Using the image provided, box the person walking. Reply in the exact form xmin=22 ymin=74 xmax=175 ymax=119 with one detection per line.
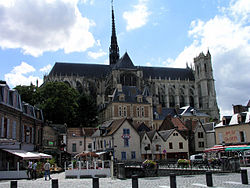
xmin=27 ymin=160 xmax=33 ymax=179
xmin=43 ymin=160 xmax=52 ymax=180
xmin=32 ymin=161 xmax=37 ymax=180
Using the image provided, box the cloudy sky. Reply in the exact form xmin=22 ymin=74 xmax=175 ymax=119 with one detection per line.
xmin=0 ymin=0 xmax=249 ymax=117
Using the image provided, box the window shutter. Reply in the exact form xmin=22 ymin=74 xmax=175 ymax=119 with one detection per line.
xmin=7 ymin=119 xmax=10 ymax=138
xmin=22 ymin=125 xmax=24 ymax=142
xmin=12 ymin=121 xmax=16 ymax=139
xmin=32 ymin=128 xmax=34 ymax=144
xmin=1 ymin=117 xmax=4 ymax=137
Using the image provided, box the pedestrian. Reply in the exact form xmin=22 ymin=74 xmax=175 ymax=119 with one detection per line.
xmin=32 ymin=161 xmax=37 ymax=180
xmin=27 ymin=160 xmax=33 ymax=179
xmin=43 ymin=160 xmax=52 ymax=180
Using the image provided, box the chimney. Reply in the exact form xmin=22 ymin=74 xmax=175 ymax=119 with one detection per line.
xmin=233 ymin=105 xmax=243 ymax=114
xmin=156 ymin=104 xmax=162 ymax=115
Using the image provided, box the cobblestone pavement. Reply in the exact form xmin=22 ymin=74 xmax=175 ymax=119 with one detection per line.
xmin=0 ymin=168 xmax=249 ymax=188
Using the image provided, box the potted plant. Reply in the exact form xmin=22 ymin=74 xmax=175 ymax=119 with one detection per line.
xmin=142 ymin=160 xmax=158 ymax=176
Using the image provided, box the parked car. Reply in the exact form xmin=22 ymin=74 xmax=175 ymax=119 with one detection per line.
xmin=190 ymin=154 xmax=204 ymax=165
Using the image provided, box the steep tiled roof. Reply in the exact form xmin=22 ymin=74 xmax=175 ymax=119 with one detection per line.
xmin=49 ymin=62 xmax=111 ymax=78
xmin=146 ymin=130 xmax=156 ymax=141
xmin=158 ymin=129 xmax=174 ymax=141
xmin=113 ymin=52 xmax=135 ymax=69
xmin=141 ymin=66 xmax=194 ymax=81
xmin=159 ymin=115 xmax=187 ymax=131
xmin=67 ymin=128 xmax=83 ymax=137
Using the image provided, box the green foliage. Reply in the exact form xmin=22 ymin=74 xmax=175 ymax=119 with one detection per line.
xmin=76 ymin=93 xmax=98 ymax=127
xmin=177 ymin=159 xmax=190 ymax=168
xmin=15 ymin=84 xmax=38 ymax=105
xmin=49 ymin=157 xmax=56 ymax=166
xmin=142 ymin=160 xmax=157 ymax=169
xmin=36 ymin=82 xmax=79 ymax=125
xmin=15 ymin=81 xmax=99 ymax=127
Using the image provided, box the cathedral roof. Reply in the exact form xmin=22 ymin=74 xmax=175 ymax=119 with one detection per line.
xmin=113 ymin=52 xmax=135 ymax=69
xmin=48 ymin=62 xmax=194 ymax=81
xmin=49 ymin=62 xmax=111 ymax=78
xmin=141 ymin=66 xmax=195 ymax=81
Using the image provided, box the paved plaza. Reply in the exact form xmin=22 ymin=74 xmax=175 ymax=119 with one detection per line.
xmin=0 ymin=168 xmax=249 ymax=188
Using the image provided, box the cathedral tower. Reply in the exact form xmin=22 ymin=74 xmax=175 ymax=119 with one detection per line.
xmin=194 ymin=50 xmax=219 ymax=120
xmin=109 ymin=1 xmax=120 ymax=65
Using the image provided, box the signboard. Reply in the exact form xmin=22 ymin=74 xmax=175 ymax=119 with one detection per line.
xmin=49 ymin=141 xmax=54 ymax=146
xmin=121 ymin=135 xmax=131 ymax=139
xmin=163 ymin=149 xmax=166 ymax=154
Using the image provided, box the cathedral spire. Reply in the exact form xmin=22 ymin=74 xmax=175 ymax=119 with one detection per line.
xmin=109 ymin=0 xmax=119 ymax=65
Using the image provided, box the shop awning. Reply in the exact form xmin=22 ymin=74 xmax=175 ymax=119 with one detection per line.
xmin=204 ymin=145 xmax=225 ymax=152
xmin=2 ymin=149 xmax=52 ymax=160
xmin=225 ymin=145 xmax=250 ymax=151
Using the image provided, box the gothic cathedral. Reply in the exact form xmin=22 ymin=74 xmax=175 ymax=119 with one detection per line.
xmin=44 ymin=3 xmax=220 ymax=121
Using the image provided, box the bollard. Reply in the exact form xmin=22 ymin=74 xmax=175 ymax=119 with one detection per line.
xmin=170 ymin=173 xmax=176 ymax=188
xmin=51 ymin=179 xmax=58 ymax=188
xmin=132 ymin=175 xmax=138 ymax=188
xmin=10 ymin=181 xmax=17 ymax=188
xmin=241 ymin=169 xmax=248 ymax=185
xmin=206 ymin=171 xmax=213 ymax=187
xmin=92 ymin=177 xmax=99 ymax=188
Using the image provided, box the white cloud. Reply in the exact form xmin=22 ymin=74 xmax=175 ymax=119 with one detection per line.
xmin=4 ymin=62 xmax=43 ymax=87
xmin=146 ymin=62 xmax=152 ymax=66
xmin=162 ymin=0 xmax=250 ymax=116
xmin=40 ymin=64 xmax=52 ymax=74
xmin=123 ymin=0 xmax=151 ymax=31
xmin=87 ymin=49 xmax=107 ymax=59
xmin=0 ymin=0 xmax=96 ymax=57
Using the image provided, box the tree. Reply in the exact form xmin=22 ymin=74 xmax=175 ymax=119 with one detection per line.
xmin=76 ymin=93 xmax=98 ymax=127
xmin=15 ymin=84 xmax=38 ymax=105
xmin=36 ymin=82 xmax=79 ymax=125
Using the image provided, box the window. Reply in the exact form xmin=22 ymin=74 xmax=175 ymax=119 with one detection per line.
xmin=141 ymin=107 xmax=144 ymax=117
xmin=104 ymin=140 xmax=106 ymax=148
xmin=222 ymin=119 xmax=226 ymax=125
xmin=79 ymin=141 xmax=82 ymax=146
xmin=123 ymin=128 xmax=130 ymax=135
xmin=72 ymin=143 xmax=76 ymax=152
xmin=121 ymin=152 xmax=126 ymax=160
xmin=179 ymin=142 xmax=183 ymax=149
xmin=238 ymin=116 xmax=242 ymax=124
xmin=136 ymin=107 xmax=140 ymax=117
xmin=156 ymin=144 xmax=161 ymax=151
xmin=123 ymin=106 xmax=127 ymax=117
xmin=124 ymin=138 xmax=129 ymax=147
xmin=100 ymin=140 xmax=103 ymax=148
xmin=240 ymin=131 xmax=245 ymax=142
xmin=131 ymin=151 xmax=136 ymax=159
xmin=198 ymin=132 xmax=204 ymax=138
xmin=169 ymin=142 xmax=173 ymax=149
xmin=198 ymin=142 xmax=204 ymax=148
xmin=93 ymin=141 xmax=96 ymax=150
xmin=119 ymin=106 xmax=122 ymax=117
xmin=173 ymin=133 xmax=178 ymax=136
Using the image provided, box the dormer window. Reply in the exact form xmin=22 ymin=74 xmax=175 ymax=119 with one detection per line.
xmin=222 ymin=119 xmax=226 ymax=125
xmin=137 ymin=96 xmax=142 ymax=103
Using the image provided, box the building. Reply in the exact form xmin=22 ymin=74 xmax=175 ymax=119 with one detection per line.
xmin=67 ymin=127 xmax=97 ymax=157
xmin=153 ymin=105 xmax=210 ymax=130
xmin=215 ymin=103 xmax=250 ymax=145
xmin=44 ymin=2 xmax=220 ymax=123
xmin=0 ymin=81 xmax=43 ymax=170
xmin=92 ymin=118 xmax=141 ymax=161
xmin=42 ymin=123 xmax=69 ymax=166
xmin=141 ymin=129 xmax=189 ymax=161
xmin=100 ymin=84 xmax=153 ymax=128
